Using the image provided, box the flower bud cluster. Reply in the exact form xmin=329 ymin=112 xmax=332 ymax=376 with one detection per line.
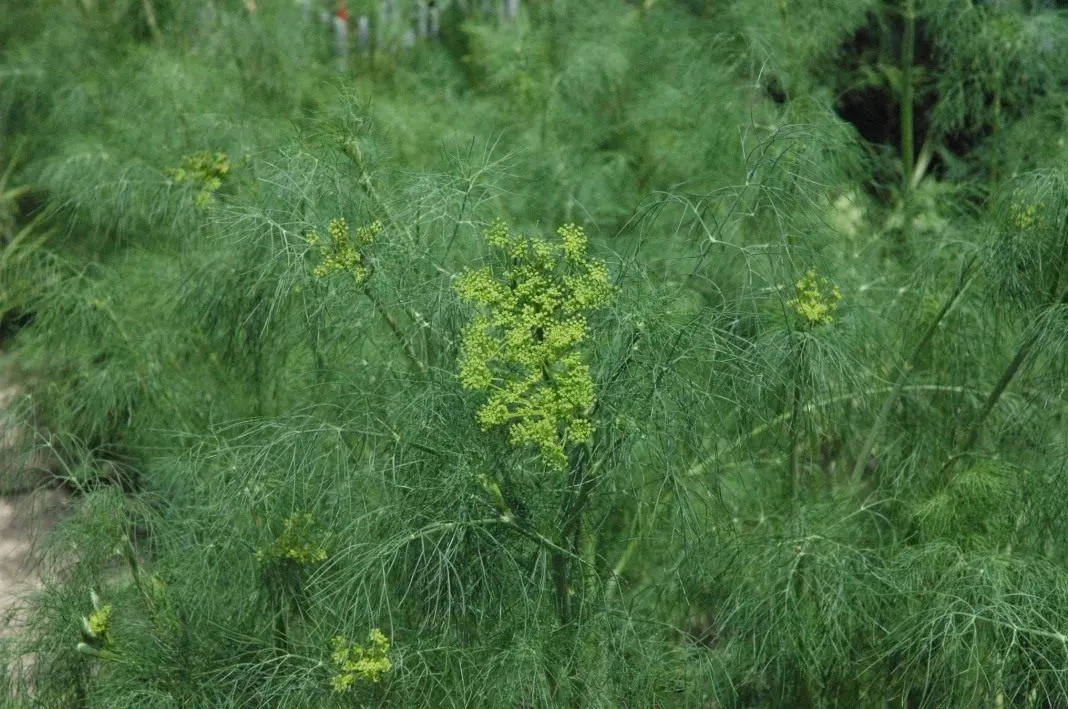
xmin=77 ymin=590 xmax=115 ymax=658
xmin=169 ymin=151 xmax=230 ymax=208
xmin=330 ymin=629 xmax=394 ymax=692
xmin=787 ymin=268 xmax=842 ymax=327
xmin=1008 ymin=201 xmax=1045 ymax=231
xmin=306 ymin=217 xmax=381 ymax=285
xmin=456 ymin=221 xmax=615 ymax=469
xmin=255 ymin=511 xmax=328 ymax=566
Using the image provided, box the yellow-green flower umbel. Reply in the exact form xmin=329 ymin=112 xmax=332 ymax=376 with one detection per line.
xmin=307 ymin=218 xmax=380 ymax=285
xmin=456 ymin=221 xmax=615 ymax=469
xmin=330 ymin=629 xmax=394 ymax=692
xmin=255 ymin=511 xmax=329 ymax=567
xmin=77 ymin=589 xmax=115 ymax=657
xmin=169 ymin=151 xmax=230 ymax=208
xmin=1008 ymin=200 xmax=1045 ymax=231
xmin=787 ymin=268 xmax=842 ymax=327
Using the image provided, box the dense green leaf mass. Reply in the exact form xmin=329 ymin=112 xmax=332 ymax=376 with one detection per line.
xmin=0 ymin=1 xmax=1067 ymax=707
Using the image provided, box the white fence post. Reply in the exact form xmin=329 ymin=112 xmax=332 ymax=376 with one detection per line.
xmin=333 ymin=5 xmax=349 ymax=71
xmin=357 ymin=14 xmax=371 ymax=54
xmin=376 ymin=0 xmax=389 ymax=52
xmin=297 ymin=0 xmax=473 ymax=64
xmin=429 ymin=1 xmax=440 ymax=37
xmin=417 ymin=0 xmax=429 ymax=39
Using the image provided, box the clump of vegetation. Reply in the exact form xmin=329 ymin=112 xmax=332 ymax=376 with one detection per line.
xmin=1 ymin=1 xmax=1067 ymax=706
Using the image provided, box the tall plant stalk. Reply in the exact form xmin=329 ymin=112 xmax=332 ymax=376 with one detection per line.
xmin=851 ymin=256 xmax=979 ymax=485
xmin=900 ymin=0 xmax=916 ymax=201
xmin=142 ymin=0 xmax=162 ymax=40
xmin=951 ymin=228 xmax=1068 ymax=464
xmin=787 ymin=335 xmax=807 ymax=503
xmin=339 ymin=139 xmax=431 ymax=374
xmin=956 ymin=284 xmax=1068 ymax=459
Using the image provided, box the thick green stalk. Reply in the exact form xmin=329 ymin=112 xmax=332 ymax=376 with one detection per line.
xmin=142 ymin=0 xmax=162 ymax=40
xmin=954 ymin=227 xmax=1068 ymax=458
xmin=341 ymin=139 xmax=399 ymax=231
xmin=991 ymin=80 xmax=1003 ymax=185
xmin=851 ymin=256 xmax=978 ymax=485
xmin=337 ymin=140 xmax=433 ymax=373
xmin=362 ymin=285 xmax=427 ymax=374
xmin=787 ymin=336 xmax=806 ymax=502
xmin=958 ymin=285 xmax=1068 ymax=455
xmin=900 ymin=0 xmax=916 ymax=200
xmin=604 ymin=486 xmax=665 ymax=603
xmin=550 ymin=447 xmax=605 ymax=708
xmin=553 ymin=450 xmax=598 ymax=626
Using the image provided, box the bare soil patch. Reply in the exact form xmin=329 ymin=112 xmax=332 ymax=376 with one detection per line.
xmin=0 ymin=367 xmax=69 ymax=680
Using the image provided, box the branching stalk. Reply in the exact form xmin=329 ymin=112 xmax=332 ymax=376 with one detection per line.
xmin=604 ymin=487 xmax=665 ymax=604
xmin=553 ymin=450 xmax=595 ymax=626
xmin=362 ymin=285 xmax=427 ymax=374
xmin=341 ymin=138 xmax=446 ymax=372
xmin=788 ymin=338 xmax=805 ymax=502
xmin=851 ymin=256 xmax=978 ymax=485
xmin=956 ymin=285 xmax=1068 ymax=457
xmin=342 ymin=139 xmax=399 ymax=232
xmin=900 ymin=0 xmax=916 ymax=200
xmin=142 ymin=0 xmax=162 ymax=40
xmin=950 ymin=224 xmax=1068 ymax=464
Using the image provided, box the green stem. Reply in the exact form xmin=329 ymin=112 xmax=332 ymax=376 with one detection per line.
xmin=361 ymin=285 xmax=427 ymax=375
xmin=342 ymin=138 xmax=447 ymax=370
xmin=900 ymin=0 xmax=916 ymax=200
xmin=788 ymin=337 xmax=805 ymax=502
xmin=991 ymin=80 xmax=1002 ymax=185
xmin=960 ymin=334 xmax=1036 ymax=452
xmin=553 ymin=458 xmax=585 ymax=626
xmin=604 ymin=487 xmax=665 ymax=603
xmin=693 ymin=383 xmax=988 ymax=471
xmin=462 ymin=483 xmax=591 ymax=564
xmin=957 ymin=286 xmax=1068 ymax=456
xmin=851 ymin=256 xmax=978 ymax=485
xmin=951 ymin=225 xmax=1068 ymax=462
xmin=342 ymin=139 xmax=398 ymax=231
xmin=142 ymin=0 xmax=162 ymax=41
xmin=120 ymin=536 xmax=149 ymax=605
xmin=443 ymin=180 xmax=471 ymax=261
xmin=273 ymin=606 xmax=290 ymax=653
xmin=552 ymin=443 xmax=615 ymax=624
xmin=549 ymin=448 xmax=602 ymax=708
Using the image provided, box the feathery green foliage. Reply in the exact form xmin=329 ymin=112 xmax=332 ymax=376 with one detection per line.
xmin=1 ymin=1 xmax=1067 ymax=707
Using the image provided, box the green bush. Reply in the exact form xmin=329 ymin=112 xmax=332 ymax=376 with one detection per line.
xmin=2 ymin=1 xmax=1067 ymax=706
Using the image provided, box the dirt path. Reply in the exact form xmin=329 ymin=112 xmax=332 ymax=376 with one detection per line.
xmin=0 ymin=368 xmax=69 ymax=672
xmin=1 ymin=488 xmax=69 ymax=617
